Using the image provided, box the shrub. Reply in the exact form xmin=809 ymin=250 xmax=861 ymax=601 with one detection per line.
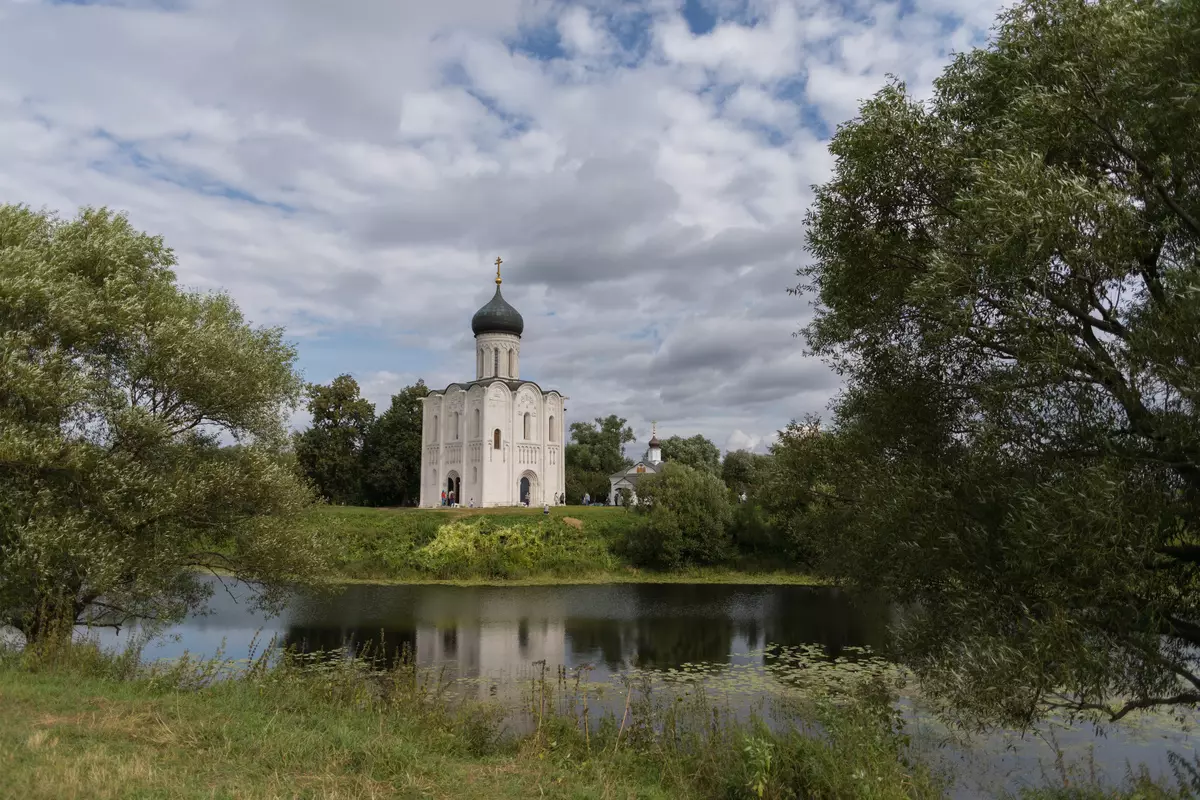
xmin=622 ymin=462 xmax=734 ymax=569
xmin=411 ymin=518 xmax=617 ymax=579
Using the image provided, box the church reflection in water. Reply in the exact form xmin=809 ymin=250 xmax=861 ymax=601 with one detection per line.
xmin=279 ymin=584 xmax=889 ymax=685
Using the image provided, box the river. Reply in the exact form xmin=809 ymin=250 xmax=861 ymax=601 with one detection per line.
xmin=87 ymin=579 xmax=1198 ymax=799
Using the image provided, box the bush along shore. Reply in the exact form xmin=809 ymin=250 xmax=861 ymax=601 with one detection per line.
xmin=298 ymin=505 xmax=823 ymax=585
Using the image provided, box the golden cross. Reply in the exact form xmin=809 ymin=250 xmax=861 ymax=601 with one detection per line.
xmin=494 ymin=256 xmax=503 ymax=285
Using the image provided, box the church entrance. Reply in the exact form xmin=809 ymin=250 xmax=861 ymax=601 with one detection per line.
xmin=446 ymin=472 xmax=461 ymax=506
xmin=518 ymin=470 xmax=538 ymax=507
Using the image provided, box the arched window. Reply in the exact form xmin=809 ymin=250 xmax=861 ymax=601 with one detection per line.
xmin=523 ymin=412 xmax=531 ymax=440
xmin=493 ymin=349 xmax=499 ymax=377
xmin=477 ymin=348 xmax=483 ymax=377
xmin=509 ymin=349 xmax=516 ymax=376
xmin=493 ymin=429 xmax=501 ymax=450
xmin=548 ymin=415 xmax=556 ymax=442
xmin=473 ymin=408 xmax=481 ymax=438
xmin=472 ymin=466 xmax=477 ymax=483
xmin=453 ymin=411 xmax=459 ymax=440
xmin=433 ymin=415 xmax=438 ymax=442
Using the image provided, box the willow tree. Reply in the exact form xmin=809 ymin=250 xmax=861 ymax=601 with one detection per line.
xmin=798 ymin=0 xmax=1200 ymax=725
xmin=0 ymin=205 xmax=332 ymax=641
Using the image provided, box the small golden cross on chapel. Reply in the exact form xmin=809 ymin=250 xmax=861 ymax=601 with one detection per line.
xmin=494 ymin=256 xmax=503 ymax=285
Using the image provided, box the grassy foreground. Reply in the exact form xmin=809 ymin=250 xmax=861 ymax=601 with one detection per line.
xmin=301 ymin=505 xmax=823 ymax=585
xmin=4 ymin=640 xmax=1194 ymax=799
xmin=0 ymin=639 xmax=941 ymax=800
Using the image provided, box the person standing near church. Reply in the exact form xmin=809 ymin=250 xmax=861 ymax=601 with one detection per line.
xmin=441 ymin=489 xmax=446 ymax=507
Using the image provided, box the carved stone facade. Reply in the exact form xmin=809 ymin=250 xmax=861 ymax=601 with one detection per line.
xmin=419 ymin=265 xmax=567 ymax=508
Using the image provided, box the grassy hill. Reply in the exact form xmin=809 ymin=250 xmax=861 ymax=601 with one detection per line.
xmin=297 ymin=505 xmax=817 ymax=585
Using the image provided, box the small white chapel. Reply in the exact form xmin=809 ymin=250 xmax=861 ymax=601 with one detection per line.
xmin=419 ymin=258 xmax=567 ymax=508
xmin=608 ymin=424 xmax=663 ymax=505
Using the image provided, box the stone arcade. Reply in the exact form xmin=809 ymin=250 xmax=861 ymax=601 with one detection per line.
xmin=419 ymin=259 xmax=567 ymax=508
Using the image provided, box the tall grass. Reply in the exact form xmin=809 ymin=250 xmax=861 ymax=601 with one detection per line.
xmin=1 ymin=633 xmax=946 ymax=799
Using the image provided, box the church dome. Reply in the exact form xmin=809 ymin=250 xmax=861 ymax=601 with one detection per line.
xmin=648 ymin=434 xmax=661 ymax=448
xmin=471 ymin=285 xmax=524 ymax=337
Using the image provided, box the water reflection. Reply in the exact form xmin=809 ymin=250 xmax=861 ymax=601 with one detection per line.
xmin=273 ymin=583 xmax=888 ymax=680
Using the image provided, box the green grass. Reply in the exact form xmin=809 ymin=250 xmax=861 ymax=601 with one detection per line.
xmin=301 ymin=505 xmax=824 ymax=586
xmin=0 ymin=639 xmax=944 ymax=800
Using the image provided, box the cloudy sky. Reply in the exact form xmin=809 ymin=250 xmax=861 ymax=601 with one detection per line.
xmin=0 ymin=0 xmax=1006 ymax=454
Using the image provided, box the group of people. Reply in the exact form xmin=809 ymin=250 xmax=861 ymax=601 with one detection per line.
xmin=440 ymin=490 xmax=474 ymax=508
xmin=438 ymin=490 xmax=566 ymax=508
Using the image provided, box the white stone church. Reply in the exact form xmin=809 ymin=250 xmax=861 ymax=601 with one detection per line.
xmin=419 ymin=259 xmax=567 ymax=508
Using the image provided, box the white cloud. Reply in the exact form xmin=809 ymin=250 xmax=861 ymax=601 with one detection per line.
xmin=0 ymin=0 xmax=1013 ymax=451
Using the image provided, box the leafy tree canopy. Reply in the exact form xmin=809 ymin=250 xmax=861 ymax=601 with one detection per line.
xmin=294 ymin=375 xmax=374 ymax=505
xmin=0 ymin=205 xmax=331 ymax=641
xmin=362 ymin=380 xmax=429 ymax=507
xmin=566 ymin=415 xmax=634 ymax=476
xmin=797 ymin=0 xmax=1200 ymax=726
xmin=721 ymin=449 xmax=771 ymax=496
xmin=652 ymin=434 xmax=721 ymax=474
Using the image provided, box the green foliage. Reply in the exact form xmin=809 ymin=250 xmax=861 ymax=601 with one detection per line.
xmin=655 ymin=434 xmax=721 ymax=474
xmin=304 ymin=506 xmax=636 ymax=581
xmin=796 ymin=0 xmax=1200 ymax=726
xmin=722 ymin=449 xmax=770 ymax=496
xmin=565 ymin=467 xmax=611 ymax=505
xmin=624 ymin=463 xmax=734 ymax=569
xmin=0 ymin=204 xmax=331 ymax=642
xmin=409 ymin=518 xmax=618 ymax=579
xmin=566 ymin=414 xmax=634 ymax=504
xmin=362 ymin=380 xmax=429 ymax=507
xmin=293 ymin=374 xmax=375 ymax=505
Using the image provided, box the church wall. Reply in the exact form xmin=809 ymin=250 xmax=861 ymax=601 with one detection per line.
xmin=481 ymin=381 xmax=513 ymax=506
xmin=512 ymin=385 xmax=542 ymax=505
xmin=419 ymin=393 xmax=444 ymax=507
xmin=422 ymin=384 xmax=566 ymax=508
xmin=463 ymin=385 xmax=485 ymax=506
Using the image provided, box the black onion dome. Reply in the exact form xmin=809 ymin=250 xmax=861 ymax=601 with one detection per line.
xmin=648 ymin=435 xmax=661 ymax=448
xmin=471 ymin=286 xmax=524 ymax=336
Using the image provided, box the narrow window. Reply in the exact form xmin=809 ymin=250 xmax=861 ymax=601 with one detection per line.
xmin=509 ymin=349 xmax=516 ymax=376
xmin=523 ymin=412 xmax=531 ymax=440
xmin=477 ymin=348 xmax=483 ymax=377
xmin=474 ymin=408 xmax=481 ymax=438
xmin=493 ymin=349 xmax=499 ymax=377
xmin=453 ymin=411 xmax=459 ymax=440
xmin=548 ymin=415 xmax=556 ymax=442
xmin=493 ymin=429 xmax=501 ymax=450
xmin=433 ymin=415 xmax=438 ymax=443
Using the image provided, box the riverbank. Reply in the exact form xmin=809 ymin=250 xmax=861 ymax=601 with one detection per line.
xmin=0 ymin=640 xmax=941 ymax=800
xmin=2 ymin=641 xmax=1185 ymax=798
xmin=303 ymin=505 xmax=823 ymax=586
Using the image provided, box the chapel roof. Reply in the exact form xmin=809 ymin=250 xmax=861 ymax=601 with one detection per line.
xmin=609 ymin=461 xmax=659 ymax=480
